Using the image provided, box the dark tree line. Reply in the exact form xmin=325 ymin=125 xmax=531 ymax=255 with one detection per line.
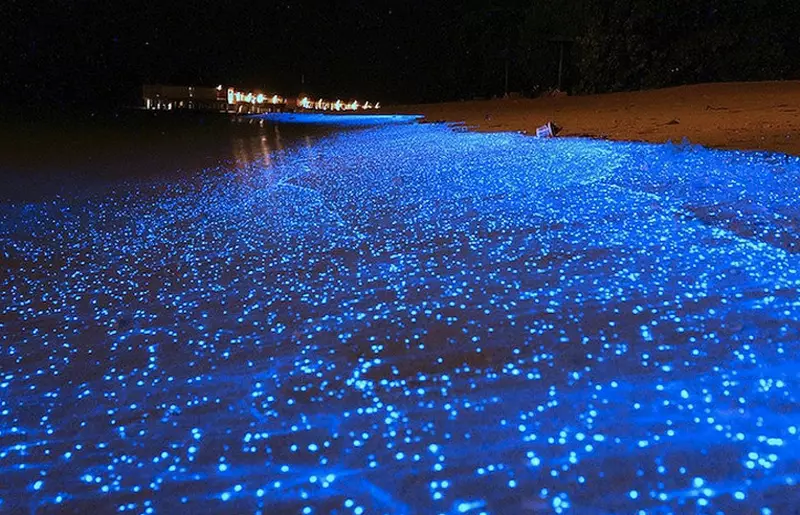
xmin=573 ymin=0 xmax=800 ymax=93
xmin=3 ymin=0 xmax=800 ymax=108
xmin=404 ymin=0 xmax=800 ymax=101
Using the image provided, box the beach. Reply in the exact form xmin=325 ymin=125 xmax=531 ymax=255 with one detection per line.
xmin=394 ymin=81 xmax=800 ymax=155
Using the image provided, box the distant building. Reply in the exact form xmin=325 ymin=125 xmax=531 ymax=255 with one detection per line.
xmin=142 ymin=84 xmax=379 ymax=114
xmin=142 ymin=84 xmax=227 ymax=112
xmin=143 ymin=84 xmax=290 ymax=114
xmin=224 ymin=88 xmax=287 ymax=114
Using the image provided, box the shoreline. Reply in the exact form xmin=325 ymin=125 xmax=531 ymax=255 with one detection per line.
xmin=391 ymin=81 xmax=800 ymax=156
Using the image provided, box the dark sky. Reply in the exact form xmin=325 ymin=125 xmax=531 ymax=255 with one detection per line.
xmin=4 ymin=0 xmax=798 ymax=111
xmin=2 ymin=0 xmax=470 ymax=109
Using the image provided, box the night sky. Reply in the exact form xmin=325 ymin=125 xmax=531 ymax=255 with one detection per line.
xmin=3 ymin=0 xmax=800 ymax=110
xmin=2 ymin=0 xmax=468 ymax=109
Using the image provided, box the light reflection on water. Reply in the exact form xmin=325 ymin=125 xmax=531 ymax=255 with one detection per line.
xmin=0 ymin=113 xmax=332 ymax=203
xmin=1 ymin=116 xmax=799 ymax=514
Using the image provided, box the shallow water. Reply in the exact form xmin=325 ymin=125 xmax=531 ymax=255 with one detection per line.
xmin=0 ymin=112 xmax=335 ymax=202
xmin=1 ymin=115 xmax=799 ymax=514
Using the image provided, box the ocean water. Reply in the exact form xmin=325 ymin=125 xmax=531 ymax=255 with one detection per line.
xmin=1 ymin=114 xmax=799 ymax=514
xmin=0 ymin=112 xmax=338 ymax=202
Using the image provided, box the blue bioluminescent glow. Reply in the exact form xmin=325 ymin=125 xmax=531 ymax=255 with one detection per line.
xmin=1 ymin=119 xmax=799 ymax=514
xmin=252 ymin=112 xmax=422 ymax=126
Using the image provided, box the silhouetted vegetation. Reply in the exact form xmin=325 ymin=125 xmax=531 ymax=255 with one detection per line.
xmin=4 ymin=0 xmax=800 ymax=108
xmin=427 ymin=0 xmax=800 ymax=101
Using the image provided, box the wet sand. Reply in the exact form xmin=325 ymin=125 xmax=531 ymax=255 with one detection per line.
xmin=392 ymin=81 xmax=800 ymax=155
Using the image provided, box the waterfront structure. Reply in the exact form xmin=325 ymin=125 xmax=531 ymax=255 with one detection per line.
xmin=142 ymin=84 xmax=289 ymax=114
xmin=142 ymin=84 xmax=380 ymax=114
xmin=142 ymin=84 xmax=228 ymax=112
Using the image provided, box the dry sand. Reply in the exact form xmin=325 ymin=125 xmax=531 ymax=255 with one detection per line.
xmin=393 ymin=81 xmax=800 ymax=155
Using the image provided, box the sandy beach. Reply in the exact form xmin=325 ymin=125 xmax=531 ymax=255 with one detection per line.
xmin=393 ymin=81 xmax=800 ymax=155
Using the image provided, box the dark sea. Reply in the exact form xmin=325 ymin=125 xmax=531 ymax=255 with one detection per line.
xmin=0 ymin=111 xmax=336 ymax=202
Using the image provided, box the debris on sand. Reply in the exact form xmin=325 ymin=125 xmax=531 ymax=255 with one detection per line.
xmin=535 ymin=121 xmax=561 ymax=138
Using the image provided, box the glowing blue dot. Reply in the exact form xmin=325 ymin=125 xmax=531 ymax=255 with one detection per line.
xmin=629 ymin=490 xmax=639 ymax=500
xmin=221 ymin=492 xmax=230 ymax=501
xmin=33 ymin=480 xmax=43 ymax=491
xmin=734 ymin=491 xmax=745 ymax=501
xmin=218 ymin=463 xmax=228 ymax=472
